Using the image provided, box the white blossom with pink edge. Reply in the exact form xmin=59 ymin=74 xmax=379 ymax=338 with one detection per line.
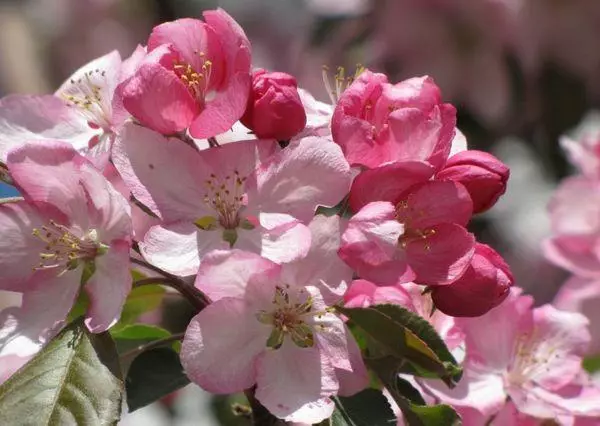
xmin=0 ymin=142 xmax=132 ymax=358
xmin=419 ymin=288 xmax=600 ymax=424
xmin=181 ymin=216 xmax=368 ymax=423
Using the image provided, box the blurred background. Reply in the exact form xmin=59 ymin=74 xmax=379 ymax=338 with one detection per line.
xmin=1 ymin=0 xmax=600 ymax=423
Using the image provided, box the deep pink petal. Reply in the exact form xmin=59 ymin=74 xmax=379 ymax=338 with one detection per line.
xmin=255 ymin=137 xmax=352 ymax=223
xmin=84 ymin=241 xmax=132 ymax=333
xmin=194 ymin=249 xmax=281 ymax=301
xmin=407 ymin=223 xmax=475 ymax=285
xmin=349 ymin=161 xmax=435 ymax=212
xmin=181 ymin=298 xmax=269 ymax=393
xmin=255 ymin=343 xmax=337 ymax=422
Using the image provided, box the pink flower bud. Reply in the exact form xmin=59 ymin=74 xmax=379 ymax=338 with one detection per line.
xmin=241 ymin=69 xmax=307 ymax=140
xmin=431 ymin=243 xmax=513 ymax=317
xmin=436 ymin=150 xmax=509 ymax=214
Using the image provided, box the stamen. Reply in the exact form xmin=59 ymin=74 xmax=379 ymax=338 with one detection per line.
xmin=60 ymin=69 xmax=111 ymax=129
xmin=322 ymin=64 xmax=365 ymax=104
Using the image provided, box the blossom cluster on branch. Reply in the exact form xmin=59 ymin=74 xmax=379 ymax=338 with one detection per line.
xmin=0 ymin=7 xmax=597 ymax=426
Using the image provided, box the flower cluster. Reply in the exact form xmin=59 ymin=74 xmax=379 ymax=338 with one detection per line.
xmin=0 ymin=7 xmax=569 ymax=425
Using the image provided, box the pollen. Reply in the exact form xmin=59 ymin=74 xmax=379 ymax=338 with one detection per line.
xmin=173 ymin=51 xmax=213 ymax=103
xmin=395 ymin=200 xmax=436 ymax=251
xmin=60 ymin=69 xmax=111 ymax=130
xmin=202 ymin=169 xmax=247 ymax=229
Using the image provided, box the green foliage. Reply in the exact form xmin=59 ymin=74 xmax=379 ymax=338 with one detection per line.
xmin=112 ymin=284 xmax=166 ymax=331
xmin=331 ymin=389 xmax=396 ymax=426
xmin=0 ymin=319 xmax=123 ymax=425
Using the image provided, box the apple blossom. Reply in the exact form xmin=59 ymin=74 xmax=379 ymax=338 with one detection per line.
xmin=241 ymin=69 xmax=307 ymax=140
xmin=0 ymin=51 xmax=127 ymax=169
xmin=181 ymin=216 xmax=367 ymax=423
xmin=118 ymin=9 xmax=252 ymax=138
xmin=437 ymin=150 xmax=509 ymax=214
xmin=420 ymin=288 xmax=600 ymax=423
xmin=339 ymin=180 xmax=475 ymax=286
xmin=0 ymin=142 xmax=132 ymax=357
xmin=331 ymin=70 xmax=456 ymax=169
xmin=113 ymin=122 xmax=351 ymax=276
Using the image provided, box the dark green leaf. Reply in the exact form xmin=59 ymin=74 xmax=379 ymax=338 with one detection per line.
xmin=368 ymin=356 xmax=461 ymax=426
xmin=0 ymin=319 xmax=123 ymax=425
xmin=126 ymin=347 xmax=190 ymax=412
xmin=331 ymin=389 xmax=396 ymax=426
xmin=583 ymin=355 xmax=600 ymax=374
xmin=337 ymin=304 xmax=461 ymax=386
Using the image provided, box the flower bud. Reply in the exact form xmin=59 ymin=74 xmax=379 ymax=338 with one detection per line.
xmin=431 ymin=243 xmax=513 ymax=317
xmin=436 ymin=150 xmax=509 ymax=214
xmin=241 ymin=69 xmax=307 ymax=140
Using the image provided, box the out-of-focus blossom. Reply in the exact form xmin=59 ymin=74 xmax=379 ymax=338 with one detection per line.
xmin=0 ymin=51 xmax=126 ymax=168
xmin=241 ymin=69 xmax=306 ymax=140
xmin=0 ymin=142 xmax=131 ymax=357
xmin=331 ymin=71 xmax=456 ymax=169
xmin=421 ymin=288 xmax=600 ymax=423
xmin=118 ymin=9 xmax=252 ymax=138
xmin=431 ymin=243 xmax=513 ymax=317
xmin=182 ymin=216 xmax=367 ymax=424
xmin=339 ymin=180 xmax=475 ymax=286
xmin=113 ymin=123 xmax=351 ymax=276
xmin=437 ymin=150 xmax=509 ymax=214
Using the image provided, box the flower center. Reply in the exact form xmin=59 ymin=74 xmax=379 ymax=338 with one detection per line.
xmin=60 ymin=69 xmax=112 ymax=130
xmin=395 ymin=200 xmax=436 ymax=251
xmin=31 ymin=220 xmax=105 ymax=275
xmin=173 ymin=51 xmax=213 ymax=103
xmin=256 ymin=286 xmax=318 ymax=350
xmin=199 ymin=170 xmax=248 ymax=230
xmin=322 ymin=64 xmax=365 ymax=104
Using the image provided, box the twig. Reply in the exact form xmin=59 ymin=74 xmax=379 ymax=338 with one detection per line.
xmin=120 ymin=332 xmax=185 ymax=361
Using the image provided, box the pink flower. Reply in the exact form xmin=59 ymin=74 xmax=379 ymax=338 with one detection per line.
xmin=241 ymin=69 xmax=307 ymax=140
xmin=0 ymin=51 xmax=126 ymax=169
xmin=331 ymin=70 xmax=456 ymax=169
xmin=431 ymin=243 xmax=513 ymax=317
xmin=437 ymin=150 xmax=509 ymax=214
xmin=0 ymin=142 xmax=132 ymax=357
xmin=118 ymin=9 xmax=252 ymax=138
xmin=344 ymin=280 xmax=464 ymax=350
xmin=181 ymin=216 xmax=367 ymax=423
xmin=543 ymin=176 xmax=600 ymax=277
xmin=113 ymin=123 xmax=351 ymax=276
xmin=420 ymin=288 xmax=600 ymax=422
xmin=339 ymin=180 xmax=475 ymax=286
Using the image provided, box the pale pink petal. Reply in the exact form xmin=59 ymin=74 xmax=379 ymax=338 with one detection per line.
xmin=181 ymin=298 xmax=270 ymax=393
xmin=0 ymin=95 xmax=92 ymax=160
xmin=112 ymin=122 xmax=209 ymax=221
xmin=335 ymin=329 xmax=369 ymax=396
xmin=140 ymin=221 xmax=226 ymax=276
xmin=0 ymin=269 xmax=81 ymax=357
xmin=349 ymin=161 xmax=435 ymax=212
xmin=194 ymin=249 xmax=281 ymax=301
xmin=0 ymin=354 xmax=31 ymax=384
xmin=449 ymin=128 xmax=468 ymax=157
xmin=407 ymin=223 xmax=475 ymax=285
xmin=7 ymin=142 xmax=89 ymax=224
xmin=235 ymin=213 xmax=312 ymax=264
xmin=281 ymin=215 xmax=352 ymax=304
xmin=84 ymin=241 xmax=132 ymax=333
xmin=0 ymin=201 xmax=47 ymax=291
xmin=543 ymin=235 xmax=600 ymax=277
xmin=548 ymin=176 xmax=600 ymax=235
xmin=255 ymin=137 xmax=352 ymax=223
xmin=255 ymin=343 xmax=338 ymax=422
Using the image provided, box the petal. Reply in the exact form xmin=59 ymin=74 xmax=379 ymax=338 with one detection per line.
xmin=255 ymin=342 xmax=337 ymax=422
xmin=141 ymin=221 xmax=227 ymax=276
xmin=548 ymin=176 xmax=600 ymax=235
xmin=84 ymin=241 xmax=132 ymax=333
xmin=281 ymin=215 xmax=352 ymax=304
xmin=0 ymin=95 xmax=92 ymax=161
xmin=0 ymin=201 xmax=47 ymax=290
xmin=181 ymin=298 xmax=269 ymax=393
xmin=349 ymin=161 xmax=435 ymax=212
xmin=407 ymin=223 xmax=475 ymax=285
xmin=0 ymin=269 xmax=80 ymax=357
xmin=194 ymin=249 xmax=281 ymax=301
xmin=543 ymin=235 xmax=600 ymax=277
xmin=335 ymin=330 xmax=369 ymax=397
xmin=255 ymin=137 xmax=352 ymax=223
xmin=112 ymin=122 xmax=208 ymax=221
xmin=235 ymin=213 xmax=312 ymax=264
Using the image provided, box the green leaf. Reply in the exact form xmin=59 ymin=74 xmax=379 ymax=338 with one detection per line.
xmin=0 ymin=319 xmax=123 ymax=425
xmin=583 ymin=355 xmax=600 ymax=374
xmin=368 ymin=356 xmax=461 ymax=426
xmin=126 ymin=347 xmax=190 ymax=412
xmin=111 ymin=324 xmax=171 ymax=340
xmin=331 ymin=388 xmax=396 ymax=426
xmin=113 ymin=284 xmax=166 ymax=330
xmin=337 ymin=304 xmax=462 ymax=386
